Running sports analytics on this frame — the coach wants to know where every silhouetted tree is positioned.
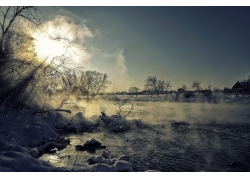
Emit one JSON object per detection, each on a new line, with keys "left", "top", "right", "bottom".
{"left": 0, "top": 6, "right": 43, "bottom": 59}
{"left": 207, "top": 83, "right": 213, "bottom": 90}
{"left": 144, "top": 76, "right": 160, "bottom": 97}
{"left": 0, "top": 6, "right": 81, "bottom": 110}
{"left": 0, "top": 6, "right": 45, "bottom": 108}
{"left": 182, "top": 84, "right": 187, "bottom": 91}
{"left": 191, "top": 80, "right": 201, "bottom": 95}
{"left": 73, "top": 70, "right": 111, "bottom": 100}
{"left": 164, "top": 80, "right": 171, "bottom": 99}
{"left": 157, "top": 80, "right": 165, "bottom": 94}
{"left": 128, "top": 86, "right": 139, "bottom": 94}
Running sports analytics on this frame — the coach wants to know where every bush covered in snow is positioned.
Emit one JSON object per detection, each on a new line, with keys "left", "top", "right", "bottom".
{"left": 99, "top": 114, "right": 150, "bottom": 133}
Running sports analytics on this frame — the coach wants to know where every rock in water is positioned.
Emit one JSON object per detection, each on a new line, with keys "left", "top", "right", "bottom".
{"left": 87, "top": 155, "right": 104, "bottom": 164}
{"left": 75, "top": 145, "right": 85, "bottom": 151}
{"left": 117, "top": 155, "right": 130, "bottom": 162}
{"left": 113, "top": 160, "right": 134, "bottom": 172}
{"left": 76, "top": 138, "right": 106, "bottom": 152}
{"left": 101, "top": 150, "right": 110, "bottom": 159}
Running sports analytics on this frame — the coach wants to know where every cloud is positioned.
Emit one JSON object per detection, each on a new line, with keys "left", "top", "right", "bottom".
{"left": 44, "top": 15, "right": 93, "bottom": 43}
{"left": 106, "top": 48, "right": 133, "bottom": 91}
{"left": 115, "top": 49, "right": 127, "bottom": 74}
{"left": 33, "top": 15, "right": 95, "bottom": 68}
{"left": 33, "top": 12, "right": 134, "bottom": 91}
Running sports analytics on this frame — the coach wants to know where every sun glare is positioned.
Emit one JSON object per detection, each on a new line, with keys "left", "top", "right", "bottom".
{"left": 33, "top": 32, "right": 69, "bottom": 63}
{"left": 31, "top": 15, "right": 95, "bottom": 68}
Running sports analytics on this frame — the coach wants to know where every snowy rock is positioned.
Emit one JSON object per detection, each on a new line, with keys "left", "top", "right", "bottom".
{"left": 101, "top": 150, "right": 110, "bottom": 159}
{"left": 87, "top": 155, "right": 104, "bottom": 164}
{"left": 95, "top": 155, "right": 105, "bottom": 163}
{"left": 95, "top": 164, "right": 114, "bottom": 172}
{"left": 86, "top": 151, "right": 133, "bottom": 172}
{"left": 72, "top": 112, "right": 100, "bottom": 129}
{"left": 100, "top": 115, "right": 130, "bottom": 132}
{"left": 111, "top": 158, "right": 117, "bottom": 164}
{"left": 113, "top": 160, "right": 134, "bottom": 172}
{"left": 145, "top": 170, "right": 161, "bottom": 172}
{"left": 117, "top": 155, "right": 130, "bottom": 162}
{"left": 112, "top": 125, "right": 124, "bottom": 132}
{"left": 94, "top": 160, "right": 134, "bottom": 172}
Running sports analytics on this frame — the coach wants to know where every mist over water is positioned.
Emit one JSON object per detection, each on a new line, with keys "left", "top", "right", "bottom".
{"left": 77, "top": 98, "right": 250, "bottom": 125}
{"left": 40, "top": 95, "right": 250, "bottom": 172}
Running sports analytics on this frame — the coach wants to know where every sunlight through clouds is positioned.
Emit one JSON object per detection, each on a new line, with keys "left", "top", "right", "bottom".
{"left": 33, "top": 15, "right": 94, "bottom": 67}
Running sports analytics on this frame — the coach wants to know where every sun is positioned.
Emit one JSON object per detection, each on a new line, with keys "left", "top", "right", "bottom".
{"left": 31, "top": 16, "right": 95, "bottom": 68}
{"left": 32, "top": 31, "right": 69, "bottom": 63}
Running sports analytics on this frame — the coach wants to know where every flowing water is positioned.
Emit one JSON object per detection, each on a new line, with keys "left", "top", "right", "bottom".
{"left": 39, "top": 100, "right": 250, "bottom": 172}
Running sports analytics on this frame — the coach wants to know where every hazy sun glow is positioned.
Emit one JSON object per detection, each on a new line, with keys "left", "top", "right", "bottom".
{"left": 32, "top": 16, "right": 94, "bottom": 66}
{"left": 33, "top": 32, "right": 68, "bottom": 63}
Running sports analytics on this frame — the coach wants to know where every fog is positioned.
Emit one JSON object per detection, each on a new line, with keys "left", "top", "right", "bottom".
{"left": 39, "top": 95, "right": 250, "bottom": 171}
{"left": 73, "top": 97, "right": 250, "bottom": 125}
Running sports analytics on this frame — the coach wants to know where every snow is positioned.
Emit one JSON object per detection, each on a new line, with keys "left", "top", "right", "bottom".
{"left": 1, "top": 94, "right": 250, "bottom": 172}
{"left": 0, "top": 140, "right": 69, "bottom": 172}
{"left": 0, "top": 108, "right": 136, "bottom": 172}
{"left": 85, "top": 153, "right": 133, "bottom": 172}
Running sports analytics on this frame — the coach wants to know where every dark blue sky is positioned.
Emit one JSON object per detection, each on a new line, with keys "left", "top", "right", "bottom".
{"left": 63, "top": 6, "right": 250, "bottom": 89}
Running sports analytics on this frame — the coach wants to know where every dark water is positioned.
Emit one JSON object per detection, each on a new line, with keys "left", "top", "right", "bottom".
{"left": 133, "top": 123, "right": 250, "bottom": 172}
{"left": 39, "top": 121, "right": 250, "bottom": 172}
{"left": 39, "top": 101, "right": 250, "bottom": 171}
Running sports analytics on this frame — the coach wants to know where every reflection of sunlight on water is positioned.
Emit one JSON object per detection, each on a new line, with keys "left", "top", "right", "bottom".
{"left": 40, "top": 153, "right": 67, "bottom": 167}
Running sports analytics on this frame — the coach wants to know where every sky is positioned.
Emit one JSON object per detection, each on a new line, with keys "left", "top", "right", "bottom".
{"left": 59, "top": 6, "right": 250, "bottom": 91}
{"left": 5, "top": 3, "right": 250, "bottom": 91}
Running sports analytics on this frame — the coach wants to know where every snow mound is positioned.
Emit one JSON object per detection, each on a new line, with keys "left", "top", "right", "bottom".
{"left": 86, "top": 150, "right": 134, "bottom": 172}
{"left": 99, "top": 115, "right": 150, "bottom": 132}
{"left": 0, "top": 140, "right": 69, "bottom": 172}
{"left": 69, "top": 112, "right": 100, "bottom": 131}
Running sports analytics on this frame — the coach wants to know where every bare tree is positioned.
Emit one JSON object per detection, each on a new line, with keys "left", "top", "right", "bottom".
{"left": 144, "top": 76, "right": 160, "bottom": 97}
{"left": 207, "top": 83, "right": 213, "bottom": 90}
{"left": 0, "top": 6, "right": 43, "bottom": 59}
{"left": 0, "top": 6, "right": 80, "bottom": 111}
{"left": 191, "top": 80, "right": 201, "bottom": 95}
{"left": 164, "top": 80, "right": 171, "bottom": 98}
{"left": 113, "top": 88, "right": 138, "bottom": 117}
{"left": 157, "top": 80, "right": 165, "bottom": 94}
{"left": 128, "top": 86, "right": 139, "bottom": 94}
{"left": 70, "top": 70, "right": 111, "bottom": 101}
{"left": 0, "top": 6, "right": 45, "bottom": 108}
{"left": 182, "top": 84, "right": 187, "bottom": 91}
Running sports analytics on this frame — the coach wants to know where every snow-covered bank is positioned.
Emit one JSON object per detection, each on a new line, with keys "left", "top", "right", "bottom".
{"left": 0, "top": 108, "right": 72, "bottom": 171}
{"left": 0, "top": 140, "right": 70, "bottom": 172}
{"left": 0, "top": 109, "right": 139, "bottom": 172}
{"left": 0, "top": 139, "right": 134, "bottom": 172}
